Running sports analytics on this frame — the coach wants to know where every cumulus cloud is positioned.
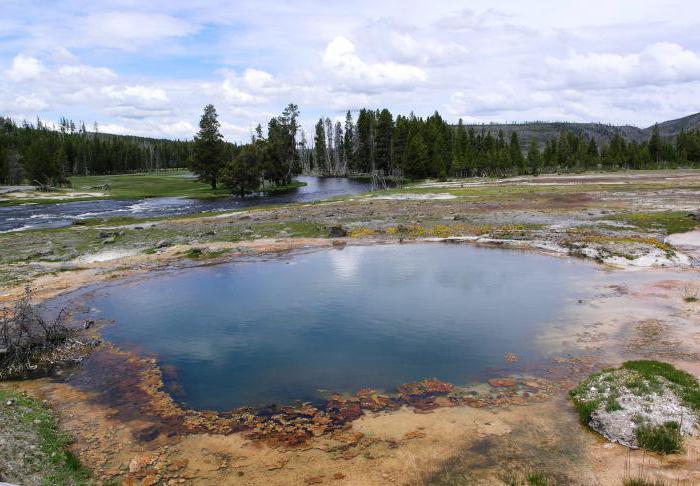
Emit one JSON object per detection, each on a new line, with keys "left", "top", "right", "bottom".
{"left": 5, "top": 54, "right": 45, "bottom": 82}
{"left": 322, "top": 36, "right": 427, "bottom": 90}
{"left": 544, "top": 42, "right": 700, "bottom": 89}
{"left": 2, "top": 2, "right": 700, "bottom": 139}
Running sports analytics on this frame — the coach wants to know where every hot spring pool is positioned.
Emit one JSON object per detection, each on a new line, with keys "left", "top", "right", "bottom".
{"left": 86, "top": 244, "right": 596, "bottom": 410}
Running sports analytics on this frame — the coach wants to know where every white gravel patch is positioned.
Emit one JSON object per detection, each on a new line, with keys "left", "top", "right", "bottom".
{"left": 372, "top": 193, "right": 457, "bottom": 200}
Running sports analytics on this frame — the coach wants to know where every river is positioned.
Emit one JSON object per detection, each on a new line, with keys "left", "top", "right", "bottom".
{"left": 0, "top": 176, "right": 372, "bottom": 232}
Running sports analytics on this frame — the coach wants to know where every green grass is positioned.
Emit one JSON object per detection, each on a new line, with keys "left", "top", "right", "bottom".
{"left": 623, "top": 477, "right": 669, "bottom": 486}
{"left": 2, "top": 171, "right": 308, "bottom": 205}
{"left": 0, "top": 389, "right": 90, "bottom": 484}
{"left": 635, "top": 422, "right": 683, "bottom": 454}
{"left": 526, "top": 471, "right": 550, "bottom": 486}
{"left": 69, "top": 171, "right": 310, "bottom": 199}
{"left": 608, "top": 211, "right": 700, "bottom": 235}
{"left": 570, "top": 395, "right": 601, "bottom": 425}
{"left": 622, "top": 361, "right": 699, "bottom": 391}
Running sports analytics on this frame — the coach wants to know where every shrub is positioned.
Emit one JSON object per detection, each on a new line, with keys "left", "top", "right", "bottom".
{"left": 0, "top": 287, "right": 70, "bottom": 377}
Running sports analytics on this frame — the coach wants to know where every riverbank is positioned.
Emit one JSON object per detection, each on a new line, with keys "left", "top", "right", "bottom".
{"left": 0, "top": 170, "right": 308, "bottom": 206}
{"left": 1, "top": 169, "right": 700, "bottom": 484}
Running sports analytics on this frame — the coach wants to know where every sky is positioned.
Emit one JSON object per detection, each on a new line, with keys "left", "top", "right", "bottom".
{"left": 2, "top": 0, "right": 700, "bottom": 142}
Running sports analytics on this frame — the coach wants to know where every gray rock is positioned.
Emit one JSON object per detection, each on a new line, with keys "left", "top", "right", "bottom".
{"left": 102, "top": 237, "right": 115, "bottom": 245}
{"left": 156, "top": 239, "right": 171, "bottom": 248}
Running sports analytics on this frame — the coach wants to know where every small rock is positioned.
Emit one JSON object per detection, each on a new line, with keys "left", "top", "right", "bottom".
{"left": 6, "top": 399, "right": 14, "bottom": 406}
{"left": 142, "top": 474, "right": 160, "bottom": 486}
{"left": 328, "top": 226, "right": 347, "bottom": 238}
{"left": 84, "top": 319, "right": 95, "bottom": 330}
{"left": 102, "top": 237, "right": 116, "bottom": 245}
{"left": 98, "top": 231, "right": 112, "bottom": 238}
{"left": 156, "top": 240, "right": 171, "bottom": 248}
{"left": 488, "top": 378, "right": 516, "bottom": 387}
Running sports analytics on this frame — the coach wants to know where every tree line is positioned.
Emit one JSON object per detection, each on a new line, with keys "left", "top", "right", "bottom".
{"left": 5, "top": 105, "right": 700, "bottom": 191}
{"left": 0, "top": 117, "right": 195, "bottom": 185}
{"left": 308, "top": 110, "right": 700, "bottom": 179}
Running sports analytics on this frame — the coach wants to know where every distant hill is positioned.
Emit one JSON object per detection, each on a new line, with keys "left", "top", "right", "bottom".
{"left": 646, "top": 112, "right": 700, "bottom": 139}
{"left": 461, "top": 112, "right": 700, "bottom": 147}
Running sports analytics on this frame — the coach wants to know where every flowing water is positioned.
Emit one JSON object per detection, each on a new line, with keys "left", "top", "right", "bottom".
{"left": 85, "top": 244, "right": 597, "bottom": 411}
{"left": 0, "top": 176, "right": 371, "bottom": 232}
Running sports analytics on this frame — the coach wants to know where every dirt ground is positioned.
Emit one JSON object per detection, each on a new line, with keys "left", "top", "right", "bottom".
{"left": 1, "top": 170, "right": 700, "bottom": 485}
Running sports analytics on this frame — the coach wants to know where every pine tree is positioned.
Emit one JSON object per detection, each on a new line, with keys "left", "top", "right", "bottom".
{"left": 343, "top": 111, "right": 355, "bottom": 170}
{"left": 314, "top": 119, "right": 327, "bottom": 174}
{"left": 402, "top": 132, "right": 428, "bottom": 179}
{"left": 527, "top": 139, "right": 541, "bottom": 175}
{"left": 374, "top": 109, "right": 393, "bottom": 174}
{"left": 190, "top": 104, "right": 225, "bottom": 189}
{"left": 356, "top": 109, "right": 374, "bottom": 173}
{"left": 509, "top": 132, "right": 524, "bottom": 174}
{"left": 649, "top": 124, "right": 662, "bottom": 164}
{"left": 221, "top": 144, "right": 262, "bottom": 197}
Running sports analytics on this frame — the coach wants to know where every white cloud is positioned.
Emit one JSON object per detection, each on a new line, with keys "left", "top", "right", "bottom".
{"left": 58, "top": 64, "right": 116, "bottom": 82}
{"left": 5, "top": 54, "right": 44, "bottom": 82}
{"left": 13, "top": 95, "right": 49, "bottom": 112}
{"left": 2, "top": 2, "right": 700, "bottom": 139}
{"left": 243, "top": 68, "right": 274, "bottom": 89}
{"left": 544, "top": 42, "right": 700, "bottom": 89}
{"left": 101, "top": 85, "right": 169, "bottom": 103}
{"left": 78, "top": 11, "right": 197, "bottom": 49}
{"left": 322, "top": 36, "right": 427, "bottom": 90}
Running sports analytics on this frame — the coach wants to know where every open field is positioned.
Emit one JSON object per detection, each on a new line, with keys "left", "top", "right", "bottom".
{"left": 1, "top": 169, "right": 700, "bottom": 485}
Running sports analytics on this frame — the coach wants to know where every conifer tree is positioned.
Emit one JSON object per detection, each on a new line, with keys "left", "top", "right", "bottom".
{"left": 190, "top": 104, "right": 225, "bottom": 189}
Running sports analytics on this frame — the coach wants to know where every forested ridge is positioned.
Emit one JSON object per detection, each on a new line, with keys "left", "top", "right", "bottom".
{"left": 0, "top": 117, "right": 200, "bottom": 185}
{"left": 3, "top": 107, "right": 700, "bottom": 188}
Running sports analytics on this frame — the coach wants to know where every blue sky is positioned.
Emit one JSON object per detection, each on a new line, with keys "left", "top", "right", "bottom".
{"left": 2, "top": 0, "right": 700, "bottom": 141}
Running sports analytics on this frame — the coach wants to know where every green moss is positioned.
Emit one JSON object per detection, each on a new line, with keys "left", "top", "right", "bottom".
{"left": 0, "top": 389, "right": 90, "bottom": 484}
{"left": 607, "top": 211, "right": 699, "bottom": 235}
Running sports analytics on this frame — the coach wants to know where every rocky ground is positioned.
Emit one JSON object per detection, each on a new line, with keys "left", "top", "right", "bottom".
{"left": 1, "top": 170, "right": 700, "bottom": 485}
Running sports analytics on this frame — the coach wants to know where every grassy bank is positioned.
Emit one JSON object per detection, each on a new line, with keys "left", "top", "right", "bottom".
{"left": 1, "top": 171, "right": 308, "bottom": 205}
{"left": 0, "top": 389, "right": 90, "bottom": 485}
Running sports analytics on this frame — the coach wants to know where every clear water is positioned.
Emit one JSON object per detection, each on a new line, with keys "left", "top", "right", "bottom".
{"left": 88, "top": 244, "right": 595, "bottom": 411}
{"left": 0, "top": 176, "right": 371, "bottom": 232}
